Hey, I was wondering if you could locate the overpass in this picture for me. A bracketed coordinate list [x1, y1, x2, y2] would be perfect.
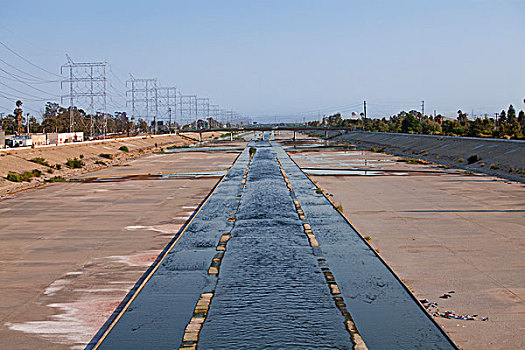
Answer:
[179, 125, 349, 141]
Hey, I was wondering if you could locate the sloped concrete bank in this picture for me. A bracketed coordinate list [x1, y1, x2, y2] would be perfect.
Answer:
[332, 131, 525, 182]
[0, 132, 223, 196]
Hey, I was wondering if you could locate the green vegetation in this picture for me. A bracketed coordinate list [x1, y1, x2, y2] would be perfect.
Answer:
[6, 173, 23, 182]
[29, 157, 50, 167]
[45, 176, 65, 182]
[315, 187, 323, 194]
[364, 236, 371, 242]
[336, 204, 344, 212]
[79, 154, 84, 159]
[55, 163, 62, 170]
[119, 145, 129, 152]
[467, 155, 481, 164]
[457, 158, 464, 164]
[309, 104, 525, 140]
[166, 144, 190, 149]
[99, 153, 113, 159]
[249, 147, 257, 158]
[6, 169, 42, 182]
[65, 157, 84, 169]
[95, 160, 107, 166]
[46, 168, 54, 174]
[397, 158, 429, 165]
[490, 163, 500, 170]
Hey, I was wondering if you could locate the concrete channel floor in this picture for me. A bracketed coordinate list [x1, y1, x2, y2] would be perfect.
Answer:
[95, 140, 454, 350]
[288, 147, 525, 350]
[0, 146, 243, 349]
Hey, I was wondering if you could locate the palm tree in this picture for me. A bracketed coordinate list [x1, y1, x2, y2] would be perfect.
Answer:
[14, 100, 23, 134]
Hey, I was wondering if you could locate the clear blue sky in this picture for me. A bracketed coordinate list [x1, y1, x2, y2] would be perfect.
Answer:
[1, 0, 524, 122]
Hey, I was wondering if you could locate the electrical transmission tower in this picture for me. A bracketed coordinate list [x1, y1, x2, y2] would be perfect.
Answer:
[197, 97, 209, 128]
[179, 95, 197, 129]
[210, 104, 220, 122]
[61, 55, 107, 136]
[126, 76, 158, 134]
[157, 87, 176, 131]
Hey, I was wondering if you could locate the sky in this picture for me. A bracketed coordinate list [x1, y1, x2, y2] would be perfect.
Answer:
[0, 0, 524, 123]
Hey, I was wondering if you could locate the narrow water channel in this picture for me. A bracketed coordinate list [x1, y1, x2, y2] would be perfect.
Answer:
[90, 138, 456, 350]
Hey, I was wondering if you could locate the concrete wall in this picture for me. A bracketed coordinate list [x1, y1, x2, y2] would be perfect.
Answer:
[334, 131, 525, 181]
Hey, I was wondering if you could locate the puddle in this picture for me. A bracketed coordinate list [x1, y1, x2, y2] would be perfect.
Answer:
[302, 168, 409, 176]
[78, 170, 227, 183]
[163, 146, 245, 153]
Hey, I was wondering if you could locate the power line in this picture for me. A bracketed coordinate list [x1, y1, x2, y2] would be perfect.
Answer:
[0, 39, 62, 78]
[0, 57, 60, 83]
[0, 81, 57, 101]
[0, 66, 60, 97]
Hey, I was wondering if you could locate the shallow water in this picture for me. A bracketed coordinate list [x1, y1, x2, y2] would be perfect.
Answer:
[92, 139, 456, 350]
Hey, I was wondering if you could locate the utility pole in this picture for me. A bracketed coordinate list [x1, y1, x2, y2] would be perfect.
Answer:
[421, 100, 425, 121]
[363, 100, 367, 119]
[168, 107, 172, 132]
[61, 55, 107, 137]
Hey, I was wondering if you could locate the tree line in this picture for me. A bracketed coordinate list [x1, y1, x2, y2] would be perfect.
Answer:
[308, 105, 525, 139]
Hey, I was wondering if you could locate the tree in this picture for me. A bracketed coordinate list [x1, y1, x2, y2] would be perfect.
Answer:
[518, 110, 525, 126]
[422, 118, 442, 134]
[401, 114, 421, 133]
[507, 105, 517, 123]
[14, 100, 24, 134]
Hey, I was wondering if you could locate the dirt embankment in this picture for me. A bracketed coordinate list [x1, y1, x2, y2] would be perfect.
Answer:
[0, 132, 224, 196]
[330, 131, 525, 182]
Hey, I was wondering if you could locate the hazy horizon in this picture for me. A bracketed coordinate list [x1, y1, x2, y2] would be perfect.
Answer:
[1, 0, 524, 123]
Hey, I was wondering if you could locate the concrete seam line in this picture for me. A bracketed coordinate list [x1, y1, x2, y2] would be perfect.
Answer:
[181, 160, 251, 349]
[284, 150, 459, 350]
[277, 157, 367, 349]
[89, 150, 244, 350]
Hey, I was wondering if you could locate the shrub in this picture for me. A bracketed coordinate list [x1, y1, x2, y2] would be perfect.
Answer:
[364, 236, 371, 242]
[479, 162, 485, 167]
[79, 154, 84, 159]
[6, 173, 23, 182]
[99, 153, 113, 159]
[22, 171, 34, 181]
[370, 146, 378, 152]
[95, 160, 107, 166]
[65, 158, 84, 169]
[435, 155, 440, 160]
[31, 169, 42, 177]
[336, 204, 343, 212]
[119, 145, 129, 152]
[457, 158, 464, 163]
[509, 167, 514, 173]
[315, 188, 323, 194]
[490, 163, 500, 170]
[467, 155, 481, 164]
[29, 157, 49, 167]
[249, 147, 256, 158]
[397, 158, 429, 165]
[46, 176, 65, 183]
[55, 164, 62, 170]
[46, 168, 54, 174]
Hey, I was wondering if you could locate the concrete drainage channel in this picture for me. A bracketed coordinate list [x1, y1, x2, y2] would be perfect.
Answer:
[88, 137, 457, 349]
